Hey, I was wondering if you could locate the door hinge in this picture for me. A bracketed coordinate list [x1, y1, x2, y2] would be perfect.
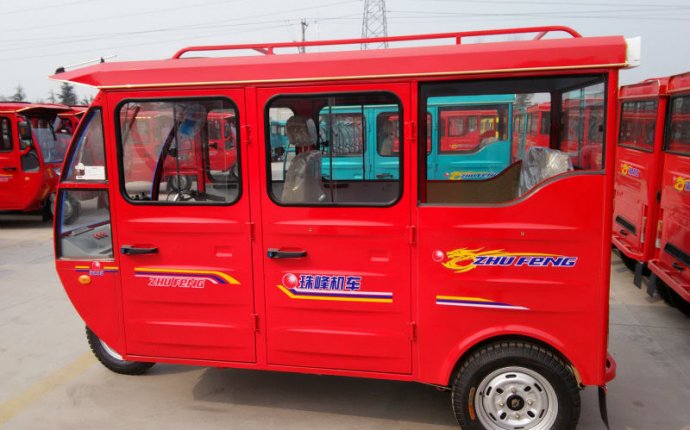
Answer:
[252, 313, 259, 332]
[407, 225, 416, 245]
[248, 221, 255, 240]
[408, 322, 417, 342]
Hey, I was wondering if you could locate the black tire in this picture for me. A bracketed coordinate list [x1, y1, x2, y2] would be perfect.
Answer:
[86, 326, 155, 375]
[452, 341, 580, 430]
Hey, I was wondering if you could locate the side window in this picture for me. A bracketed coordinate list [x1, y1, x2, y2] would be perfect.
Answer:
[57, 190, 113, 259]
[64, 109, 106, 182]
[420, 75, 607, 205]
[266, 92, 401, 206]
[0, 117, 11, 151]
[118, 98, 240, 204]
[666, 96, 690, 156]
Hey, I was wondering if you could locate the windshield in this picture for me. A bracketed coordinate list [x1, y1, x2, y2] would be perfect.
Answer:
[26, 116, 72, 163]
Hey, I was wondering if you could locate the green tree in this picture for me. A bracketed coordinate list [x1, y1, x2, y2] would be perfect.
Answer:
[47, 90, 57, 104]
[58, 82, 78, 106]
[10, 85, 26, 102]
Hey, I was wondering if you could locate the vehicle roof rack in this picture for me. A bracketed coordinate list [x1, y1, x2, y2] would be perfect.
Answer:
[172, 26, 581, 59]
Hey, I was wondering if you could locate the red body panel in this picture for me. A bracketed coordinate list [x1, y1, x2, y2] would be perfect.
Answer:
[53, 29, 627, 388]
[612, 79, 668, 262]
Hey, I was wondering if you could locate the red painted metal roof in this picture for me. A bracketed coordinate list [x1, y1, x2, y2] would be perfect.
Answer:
[51, 29, 629, 91]
[619, 78, 670, 99]
[668, 72, 690, 94]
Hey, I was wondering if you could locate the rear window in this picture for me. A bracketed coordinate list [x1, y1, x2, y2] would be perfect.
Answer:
[665, 96, 690, 156]
[618, 100, 658, 152]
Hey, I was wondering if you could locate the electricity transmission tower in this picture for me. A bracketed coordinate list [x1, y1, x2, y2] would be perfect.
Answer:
[361, 0, 388, 49]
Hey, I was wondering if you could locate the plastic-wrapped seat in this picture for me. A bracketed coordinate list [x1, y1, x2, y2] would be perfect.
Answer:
[281, 116, 327, 203]
[518, 146, 573, 196]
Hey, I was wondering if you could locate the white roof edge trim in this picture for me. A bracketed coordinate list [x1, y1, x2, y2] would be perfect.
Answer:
[625, 37, 641, 68]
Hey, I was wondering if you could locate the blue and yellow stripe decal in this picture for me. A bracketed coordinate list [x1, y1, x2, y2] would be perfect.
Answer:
[134, 268, 240, 285]
[436, 295, 528, 311]
[278, 284, 393, 303]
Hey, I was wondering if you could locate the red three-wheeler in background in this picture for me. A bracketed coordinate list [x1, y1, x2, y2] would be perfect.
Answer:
[0, 102, 77, 219]
[647, 72, 690, 314]
[612, 78, 669, 286]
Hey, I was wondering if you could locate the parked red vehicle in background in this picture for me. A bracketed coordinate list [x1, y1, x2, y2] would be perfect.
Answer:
[0, 102, 76, 218]
[612, 78, 669, 286]
[52, 26, 636, 429]
[648, 72, 690, 314]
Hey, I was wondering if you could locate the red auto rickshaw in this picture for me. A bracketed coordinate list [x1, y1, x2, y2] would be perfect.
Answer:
[647, 72, 690, 314]
[0, 102, 76, 218]
[612, 78, 669, 286]
[52, 26, 635, 429]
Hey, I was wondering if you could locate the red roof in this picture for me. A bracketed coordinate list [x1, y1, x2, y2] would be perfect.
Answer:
[668, 72, 690, 94]
[51, 30, 629, 91]
[619, 78, 670, 99]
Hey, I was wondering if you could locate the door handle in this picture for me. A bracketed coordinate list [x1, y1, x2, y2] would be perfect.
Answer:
[267, 248, 307, 259]
[121, 245, 158, 255]
[672, 262, 685, 272]
[2, 167, 17, 172]
[619, 229, 628, 237]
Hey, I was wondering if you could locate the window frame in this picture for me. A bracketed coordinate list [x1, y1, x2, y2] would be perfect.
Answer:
[114, 96, 242, 206]
[61, 108, 108, 184]
[617, 98, 658, 153]
[663, 94, 690, 157]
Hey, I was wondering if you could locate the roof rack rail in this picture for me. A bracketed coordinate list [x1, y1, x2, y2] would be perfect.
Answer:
[172, 25, 581, 59]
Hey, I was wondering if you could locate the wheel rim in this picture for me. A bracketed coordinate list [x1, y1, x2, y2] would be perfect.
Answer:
[100, 339, 124, 361]
[474, 366, 558, 430]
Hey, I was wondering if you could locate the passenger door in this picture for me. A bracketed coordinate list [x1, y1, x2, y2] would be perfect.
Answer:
[0, 117, 20, 209]
[258, 84, 413, 374]
[112, 91, 256, 363]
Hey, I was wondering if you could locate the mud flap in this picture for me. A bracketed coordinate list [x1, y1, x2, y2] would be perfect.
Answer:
[598, 386, 610, 430]
[647, 272, 658, 298]
[633, 261, 644, 288]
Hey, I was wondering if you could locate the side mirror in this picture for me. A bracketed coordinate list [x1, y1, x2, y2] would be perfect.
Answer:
[18, 121, 33, 151]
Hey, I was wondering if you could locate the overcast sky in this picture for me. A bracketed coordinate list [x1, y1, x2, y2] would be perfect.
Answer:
[2, 0, 689, 102]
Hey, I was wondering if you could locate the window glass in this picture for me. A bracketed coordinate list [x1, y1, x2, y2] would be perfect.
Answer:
[26, 115, 70, 164]
[57, 189, 113, 259]
[420, 75, 606, 205]
[437, 104, 509, 153]
[618, 100, 657, 151]
[0, 117, 11, 151]
[65, 109, 107, 182]
[268, 107, 292, 163]
[267, 93, 401, 206]
[118, 99, 240, 204]
[561, 83, 606, 170]
[666, 96, 690, 156]
[378, 112, 431, 156]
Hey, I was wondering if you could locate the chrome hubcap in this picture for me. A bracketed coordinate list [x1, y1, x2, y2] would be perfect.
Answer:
[475, 366, 557, 430]
[100, 339, 124, 361]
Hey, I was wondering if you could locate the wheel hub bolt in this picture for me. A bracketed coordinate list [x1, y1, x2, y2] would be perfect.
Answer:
[514, 413, 520, 419]
[527, 400, 533, 406]
[499, 402, 504, 407]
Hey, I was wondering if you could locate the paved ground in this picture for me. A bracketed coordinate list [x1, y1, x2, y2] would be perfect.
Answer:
[0, 215, 689, 430]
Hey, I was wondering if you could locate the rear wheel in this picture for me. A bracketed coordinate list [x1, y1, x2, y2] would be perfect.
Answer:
[86, 326, 155, 375]
[452, 341, 580, 430]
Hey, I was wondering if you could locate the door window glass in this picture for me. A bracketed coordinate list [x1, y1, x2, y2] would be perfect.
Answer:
[266, 92, 401, 206]
[64, 109, 107, 182]
[117, 98, 240, 204]
[57, 189, 113, 259]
